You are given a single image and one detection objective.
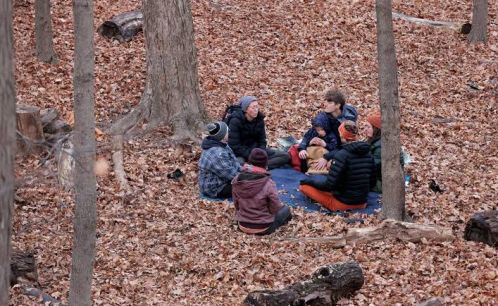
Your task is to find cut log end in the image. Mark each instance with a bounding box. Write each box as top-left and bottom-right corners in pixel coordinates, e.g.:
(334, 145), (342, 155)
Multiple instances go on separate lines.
(464, 210), (498, 247)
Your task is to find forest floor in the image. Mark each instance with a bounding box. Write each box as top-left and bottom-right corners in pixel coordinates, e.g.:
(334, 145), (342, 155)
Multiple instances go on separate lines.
(10, 0), (498, 305)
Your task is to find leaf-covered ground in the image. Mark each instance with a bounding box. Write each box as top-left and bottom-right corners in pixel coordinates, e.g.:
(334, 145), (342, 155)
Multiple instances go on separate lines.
(10, 0), (498, 305)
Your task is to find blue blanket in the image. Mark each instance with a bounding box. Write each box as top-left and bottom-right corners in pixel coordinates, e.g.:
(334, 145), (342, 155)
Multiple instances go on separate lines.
(200, 168), (382, 216)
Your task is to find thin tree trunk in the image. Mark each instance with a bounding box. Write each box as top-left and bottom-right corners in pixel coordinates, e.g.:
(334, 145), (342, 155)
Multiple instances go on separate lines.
(68, 0), (96, 305)
(468, 0), (488, 43)
(0, 0), (16, 303)
(143, 0), (207, 140)
(375, 0), (405, 221)
(35, 0), (57, 63)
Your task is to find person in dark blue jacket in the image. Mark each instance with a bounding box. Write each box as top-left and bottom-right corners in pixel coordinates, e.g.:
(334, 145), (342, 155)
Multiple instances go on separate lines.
(298, 112), (338, 160)
(314, 88), (359, 170)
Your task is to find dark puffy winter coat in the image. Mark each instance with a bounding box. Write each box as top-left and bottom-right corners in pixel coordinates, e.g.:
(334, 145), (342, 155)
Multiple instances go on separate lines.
(298, 112), (338, 152)
(227, 110), (267, 159)
(312, 141), (376, 205)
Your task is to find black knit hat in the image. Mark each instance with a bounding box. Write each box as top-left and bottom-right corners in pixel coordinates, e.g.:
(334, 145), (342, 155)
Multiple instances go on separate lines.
(248, 148), (268, 168)
(206, 121), (228, 141)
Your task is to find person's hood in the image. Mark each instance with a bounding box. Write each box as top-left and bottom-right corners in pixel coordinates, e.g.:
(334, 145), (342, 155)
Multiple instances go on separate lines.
(311, 112), (333, 134)
(338, 104), (358, 122)
(201, 137), (226, 150)
(232, 174), (270, 198)
(342, 141), (370, 155)
(231, 109), (265, 122)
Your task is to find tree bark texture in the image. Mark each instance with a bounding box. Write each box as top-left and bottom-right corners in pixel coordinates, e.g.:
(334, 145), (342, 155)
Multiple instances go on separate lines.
(375, 0), (406, 221)
(468, 0), (488, 43)
(464, 210), (498, 247)
(69, 0), (97, 305)
(97, 10), (143, 42)
(35, 0), (57, 63)
(16, 104), (46, 154)
(143, 0), (207, 140)
(0, 0), (15, 303)
(244, 262), (364, 306)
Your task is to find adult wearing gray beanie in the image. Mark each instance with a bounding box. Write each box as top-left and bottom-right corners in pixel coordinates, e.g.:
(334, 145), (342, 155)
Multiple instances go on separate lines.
(228, 95), (290, 169)
(206, 121), (228, 142)
(198, 121), (240, 198)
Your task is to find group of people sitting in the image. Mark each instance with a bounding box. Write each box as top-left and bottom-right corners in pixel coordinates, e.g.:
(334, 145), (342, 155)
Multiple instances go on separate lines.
(198, 88), (385, 235)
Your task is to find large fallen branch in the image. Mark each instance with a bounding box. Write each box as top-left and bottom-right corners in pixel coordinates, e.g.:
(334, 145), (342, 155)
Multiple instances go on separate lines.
(393, 12), (471, 34)
(282, 219), (455, 247)
(244, 261), (363, 306)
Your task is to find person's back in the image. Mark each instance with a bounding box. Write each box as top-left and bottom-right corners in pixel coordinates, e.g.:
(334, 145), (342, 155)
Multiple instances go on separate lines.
(198, 121), (240, 198)
(327, 141), (375, 204)
(232, 148), (292, 235)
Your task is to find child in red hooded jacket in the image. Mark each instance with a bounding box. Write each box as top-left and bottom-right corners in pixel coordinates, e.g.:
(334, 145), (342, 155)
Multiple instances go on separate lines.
(232, 148), (292, 235)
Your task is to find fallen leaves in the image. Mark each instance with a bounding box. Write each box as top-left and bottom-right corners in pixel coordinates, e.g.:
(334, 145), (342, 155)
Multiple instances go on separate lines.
(9, 0), (498, 305)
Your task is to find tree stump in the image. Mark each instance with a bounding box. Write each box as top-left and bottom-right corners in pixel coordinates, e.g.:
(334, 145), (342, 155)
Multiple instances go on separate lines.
(464, 210), (498, 247)
(97, 10), (143, 42)
(16, 104), (45, 154)
(57, 137), (75, 190)
(244, 261), (364, 306)
(10, 250), (38, 286)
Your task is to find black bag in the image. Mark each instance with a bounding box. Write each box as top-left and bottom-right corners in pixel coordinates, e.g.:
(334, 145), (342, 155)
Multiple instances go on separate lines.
(221, 104), (241, 126)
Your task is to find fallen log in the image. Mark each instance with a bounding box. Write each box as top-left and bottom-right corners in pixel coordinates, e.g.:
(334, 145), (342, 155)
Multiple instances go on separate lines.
(97, 10), (143, 42)
(16, 104), (46, 154)
(282, 219), (455, 247)
(464, 210), (498, 247)
(393, 12), (471, 34)
(244, 261), (363, 306)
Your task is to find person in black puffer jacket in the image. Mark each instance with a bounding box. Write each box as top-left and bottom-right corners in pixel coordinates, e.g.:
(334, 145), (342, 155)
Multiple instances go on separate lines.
(299, 120), (376, 211)
(228, 96), (290, 170)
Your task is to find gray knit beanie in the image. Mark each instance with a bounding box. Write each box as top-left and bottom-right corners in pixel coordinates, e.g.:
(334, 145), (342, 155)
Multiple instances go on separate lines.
(206, 121), (228, 141)
(239, 96), (258, 112)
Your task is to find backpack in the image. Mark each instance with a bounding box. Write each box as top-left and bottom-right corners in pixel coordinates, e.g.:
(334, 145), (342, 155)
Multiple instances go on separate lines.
(221, 104), (241, 125)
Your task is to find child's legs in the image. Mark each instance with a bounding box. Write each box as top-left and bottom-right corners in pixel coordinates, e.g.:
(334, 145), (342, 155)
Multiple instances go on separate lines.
(260, 206), (292, 235)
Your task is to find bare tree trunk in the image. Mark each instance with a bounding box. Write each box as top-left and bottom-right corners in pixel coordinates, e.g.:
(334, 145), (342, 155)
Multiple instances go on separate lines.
(68, 0), (96, 305)
(468, 0), (488, 43)
(0, 0), (16, 303)
(142, 0), (207, 140)
(375, 0), (405, 221)
(35, 0), (57, 63)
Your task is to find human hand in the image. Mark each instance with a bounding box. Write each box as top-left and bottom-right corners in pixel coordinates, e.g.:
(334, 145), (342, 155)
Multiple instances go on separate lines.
(299, 150), (308, 159)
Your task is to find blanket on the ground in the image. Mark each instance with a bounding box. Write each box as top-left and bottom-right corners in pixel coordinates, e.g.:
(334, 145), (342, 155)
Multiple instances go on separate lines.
(200, 168), (382, 216)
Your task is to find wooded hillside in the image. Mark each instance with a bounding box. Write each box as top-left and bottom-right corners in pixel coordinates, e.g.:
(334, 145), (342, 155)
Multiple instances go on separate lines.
(10, 0), (498, 304)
